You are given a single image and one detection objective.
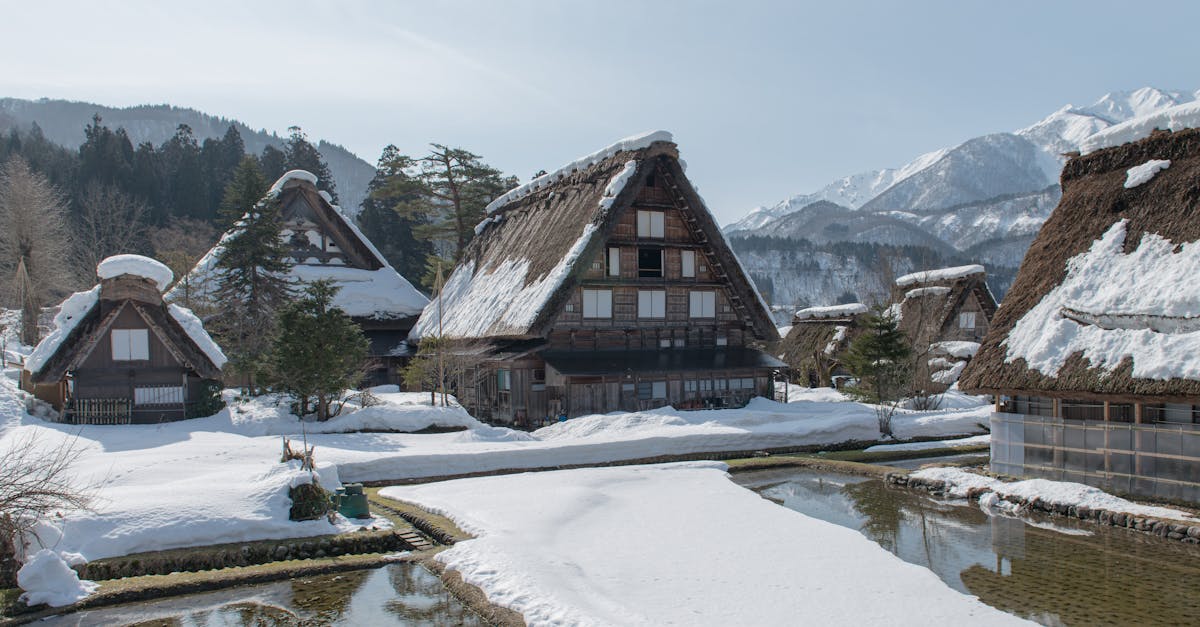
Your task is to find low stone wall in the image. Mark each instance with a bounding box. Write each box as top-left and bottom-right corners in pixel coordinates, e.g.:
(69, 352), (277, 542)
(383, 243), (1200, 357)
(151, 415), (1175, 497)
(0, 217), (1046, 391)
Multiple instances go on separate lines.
(887, 472), (1200, 545)
(79, 530), (421, 580)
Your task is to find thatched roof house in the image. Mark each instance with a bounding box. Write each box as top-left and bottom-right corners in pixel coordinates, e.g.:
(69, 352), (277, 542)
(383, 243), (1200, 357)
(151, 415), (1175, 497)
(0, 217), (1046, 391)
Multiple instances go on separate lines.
(413, 131), (782, 423)
(959, 127), (1200, 503)
(169, 170), (429, 384)
(891, 264), (997, 390)
(23, 255), (226, 424)
(777, 303), (867, 386)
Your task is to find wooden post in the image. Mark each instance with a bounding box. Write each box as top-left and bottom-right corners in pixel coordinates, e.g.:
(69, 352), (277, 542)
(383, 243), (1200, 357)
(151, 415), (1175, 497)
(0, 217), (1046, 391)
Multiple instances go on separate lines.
(1103, 401), (1112, 475)
(1134, 403), (1143, 424)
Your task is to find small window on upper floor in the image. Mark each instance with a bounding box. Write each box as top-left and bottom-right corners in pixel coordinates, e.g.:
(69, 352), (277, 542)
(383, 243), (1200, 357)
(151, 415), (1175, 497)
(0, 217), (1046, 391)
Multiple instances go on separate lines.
(637, 210), (665, 239)
(111, 329), (149, 361)
(959, 312), (977, 329)
(607, 247), (621, 277)
(646, 172), (656, 187)
(681, 250), (696, 278)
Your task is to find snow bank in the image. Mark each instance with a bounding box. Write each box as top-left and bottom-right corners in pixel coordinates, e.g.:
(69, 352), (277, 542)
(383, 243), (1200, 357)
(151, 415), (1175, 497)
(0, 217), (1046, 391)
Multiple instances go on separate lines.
(96, 254), (174, 291)
(864, 434), (990, 452)
(411, 224), (598, 339)
(1005, 220), (1200, 380)
(380, 463), (1026, 626)
(794, 303), (867, 320)
(485, 131), (672, 214)
(1124, 159), (1170, 189)
(268, 169), (319, 195)
(896, 264), (985, 287)
(912, 467), (1195, 523)
(24, 287), (100, 373)
(1079, 100), (1200, 154)
(167, 304), (227, 369)
(17, 549), (99, 607)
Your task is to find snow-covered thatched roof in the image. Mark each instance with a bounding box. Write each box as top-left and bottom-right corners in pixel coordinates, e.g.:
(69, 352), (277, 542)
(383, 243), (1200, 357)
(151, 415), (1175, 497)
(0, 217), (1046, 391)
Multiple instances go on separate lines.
(411, 132), (777, 342)
(167, 170), (428, 320)
(962, 127), (1200, 399)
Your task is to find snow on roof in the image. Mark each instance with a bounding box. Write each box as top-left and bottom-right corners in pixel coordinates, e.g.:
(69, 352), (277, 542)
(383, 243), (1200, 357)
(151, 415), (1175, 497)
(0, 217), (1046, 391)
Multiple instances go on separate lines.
(1124, 159), (1170, 189)
(1079, 100), (1200, 155)
(412, 224), (598, 339)
(1004, 220), (1200, 380)
(485, 130), (673, 215)
(794, 303), (867, 321)
(931, 341), (980, 359)
(167, 304), (227, 369)
(96, 254), (174, 292)
(25, 287), (100, 373)
(895, 264), (985, 287)
(904, 286), (952, 300)
(269, 169), (319, 195)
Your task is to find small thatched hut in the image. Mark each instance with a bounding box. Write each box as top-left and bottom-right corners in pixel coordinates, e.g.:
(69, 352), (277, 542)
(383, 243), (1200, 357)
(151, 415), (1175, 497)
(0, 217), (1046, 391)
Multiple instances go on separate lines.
(891, 264), (997, 391)
(959, 127), (1200, 503)
(778, 303), (867, 387)
(410, 131), (783, 424)
(22, 255), (226, 424)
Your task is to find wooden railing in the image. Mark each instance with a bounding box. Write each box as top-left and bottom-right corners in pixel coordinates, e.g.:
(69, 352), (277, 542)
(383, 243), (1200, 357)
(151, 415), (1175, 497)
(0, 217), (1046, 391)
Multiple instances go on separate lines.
(67, 398), (132, 425)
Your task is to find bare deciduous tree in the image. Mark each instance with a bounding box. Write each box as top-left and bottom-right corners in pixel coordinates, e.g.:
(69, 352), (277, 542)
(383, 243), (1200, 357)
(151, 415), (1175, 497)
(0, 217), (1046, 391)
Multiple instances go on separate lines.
(74, 181), (150, 280)
(150, 218), (218, 311)
(0, 157), (75, 346)
(0, 432), (93, 586)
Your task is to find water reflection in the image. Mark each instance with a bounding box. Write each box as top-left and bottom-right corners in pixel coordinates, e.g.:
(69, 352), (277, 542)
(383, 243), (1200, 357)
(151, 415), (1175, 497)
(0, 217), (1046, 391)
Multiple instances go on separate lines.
(736, 468), (1200, 626)
(40, 562), (487, 626)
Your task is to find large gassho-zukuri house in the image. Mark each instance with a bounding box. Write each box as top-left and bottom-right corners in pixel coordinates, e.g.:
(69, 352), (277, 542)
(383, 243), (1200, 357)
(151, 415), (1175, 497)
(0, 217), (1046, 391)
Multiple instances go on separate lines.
(169, 170), (429, 385)
(411, 132), (784, 423)
(778, 303), (868, 388)
(892, 264), (997, 390)
(960, 127), (1200, 503)
(22, 255), (227, 424)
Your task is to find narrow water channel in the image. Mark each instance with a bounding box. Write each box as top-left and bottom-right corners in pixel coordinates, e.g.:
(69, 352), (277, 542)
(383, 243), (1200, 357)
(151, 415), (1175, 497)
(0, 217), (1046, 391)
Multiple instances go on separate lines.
(38, 562), (487, 626)
(734, 467), (1200, 626)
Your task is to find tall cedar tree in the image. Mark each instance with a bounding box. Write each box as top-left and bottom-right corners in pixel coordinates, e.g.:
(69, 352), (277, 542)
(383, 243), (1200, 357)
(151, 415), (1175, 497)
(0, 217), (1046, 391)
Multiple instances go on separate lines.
(843, 306), (912, 402)
(219, 156), (269, 227)
(267, 280), (368, 420)
(282, 127), (337, 203)
(212, 195), (293, 391)
(359, 145), (433, 282)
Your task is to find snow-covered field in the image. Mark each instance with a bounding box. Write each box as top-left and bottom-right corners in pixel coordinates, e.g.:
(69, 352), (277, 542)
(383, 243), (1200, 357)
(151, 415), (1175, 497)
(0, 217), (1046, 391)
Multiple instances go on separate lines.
(0, 367), (989, 566)
(380, 462), (1028, 626)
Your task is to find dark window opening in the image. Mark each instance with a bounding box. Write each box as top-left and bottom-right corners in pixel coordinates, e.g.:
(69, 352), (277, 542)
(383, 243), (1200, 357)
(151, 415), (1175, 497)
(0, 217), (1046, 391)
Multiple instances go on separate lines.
(646, 172), (656, 187)
(638, 248), (663, 278)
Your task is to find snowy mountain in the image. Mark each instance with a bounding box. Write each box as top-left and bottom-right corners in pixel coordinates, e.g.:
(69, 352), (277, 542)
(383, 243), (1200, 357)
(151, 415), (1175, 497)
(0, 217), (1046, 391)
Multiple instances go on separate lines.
(0, 98), (376, 216)
(728, 87), (1200, 310)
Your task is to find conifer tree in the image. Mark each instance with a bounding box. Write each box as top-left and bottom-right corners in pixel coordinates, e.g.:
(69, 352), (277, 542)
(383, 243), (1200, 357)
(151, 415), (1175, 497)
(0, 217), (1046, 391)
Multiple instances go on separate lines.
(219, 156), (268, 227)
(267, 280), (368, 420)
(282, 126), (337, 203)
(358, 145), (433, 282)
(212, 194), (293, 392)
(259, 145), (287, 182)
(843, 305), (912, 436)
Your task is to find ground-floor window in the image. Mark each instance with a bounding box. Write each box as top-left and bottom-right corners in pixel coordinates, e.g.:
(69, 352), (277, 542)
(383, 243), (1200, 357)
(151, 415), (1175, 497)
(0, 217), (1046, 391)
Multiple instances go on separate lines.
(638, 381), (667, 400)
(134, 386), (184, 406)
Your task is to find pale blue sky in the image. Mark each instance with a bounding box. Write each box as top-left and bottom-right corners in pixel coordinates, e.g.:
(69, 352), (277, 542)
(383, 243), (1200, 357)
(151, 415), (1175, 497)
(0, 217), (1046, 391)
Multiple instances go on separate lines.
(2, 0), (1198, 223)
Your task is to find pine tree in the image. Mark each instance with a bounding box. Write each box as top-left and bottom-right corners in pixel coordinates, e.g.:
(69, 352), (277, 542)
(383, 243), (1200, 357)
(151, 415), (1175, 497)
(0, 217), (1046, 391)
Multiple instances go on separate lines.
(219, 156), (268, 227)
(282, 126), (337, 203)
(159, 124), (207, 220)
(358, 145), (433, 283)
(267, 280), (368, 420)
(843, 306), (912, 437)
(259, 145), (287, 182)
(415, 144), (515, 264)
(212, 195), (293, 391)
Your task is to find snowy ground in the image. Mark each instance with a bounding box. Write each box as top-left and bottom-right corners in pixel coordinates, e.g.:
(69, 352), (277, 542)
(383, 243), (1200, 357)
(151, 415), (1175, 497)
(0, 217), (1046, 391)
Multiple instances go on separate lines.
(380, 463), (1028, 626)
(912, 466), (1196, 523)
(864, 434), (990, 452)
(0, 367), (990, 567)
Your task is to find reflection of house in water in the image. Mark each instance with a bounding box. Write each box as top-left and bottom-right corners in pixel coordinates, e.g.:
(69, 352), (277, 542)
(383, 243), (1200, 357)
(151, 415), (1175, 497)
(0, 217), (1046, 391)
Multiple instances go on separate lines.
(961, 128), (1200, 504)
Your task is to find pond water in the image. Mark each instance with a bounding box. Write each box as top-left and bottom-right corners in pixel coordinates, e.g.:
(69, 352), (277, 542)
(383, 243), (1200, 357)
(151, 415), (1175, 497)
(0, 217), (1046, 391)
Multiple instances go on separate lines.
(40, 562), (487, 627)
(734, 467), (1200, 626)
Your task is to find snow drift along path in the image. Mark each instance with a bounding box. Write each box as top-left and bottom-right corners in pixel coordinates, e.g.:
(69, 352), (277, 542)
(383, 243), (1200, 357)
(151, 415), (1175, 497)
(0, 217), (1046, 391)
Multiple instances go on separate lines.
(380, 463), (1029, 626)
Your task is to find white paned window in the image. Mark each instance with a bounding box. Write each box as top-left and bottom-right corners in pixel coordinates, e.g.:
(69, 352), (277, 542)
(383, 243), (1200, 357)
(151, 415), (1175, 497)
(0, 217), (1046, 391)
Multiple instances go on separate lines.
(638, 290), (666, 318)
(959, 312), (977, 329)
(681, 250), (696, 278)
(689, 291), (716, 318)
(111, 329), (149, 361)
(607, 247), (621, 276)
(582, 289), (613, 318)
(134, 386), (184, 406)
(637, 210), (665, 238)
